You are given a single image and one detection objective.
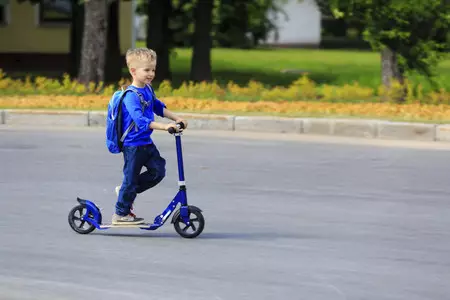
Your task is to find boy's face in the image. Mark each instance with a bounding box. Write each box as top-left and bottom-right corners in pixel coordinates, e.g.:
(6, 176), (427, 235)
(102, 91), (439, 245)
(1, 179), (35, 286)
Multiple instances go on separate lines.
(130, 60), (156, 86)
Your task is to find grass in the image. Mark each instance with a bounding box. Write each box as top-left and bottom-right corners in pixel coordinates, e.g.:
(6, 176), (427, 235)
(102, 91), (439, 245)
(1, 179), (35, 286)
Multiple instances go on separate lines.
(7, 43), (450, 94)
(157, 46), (450, 93)
(4, 46), (450, 122)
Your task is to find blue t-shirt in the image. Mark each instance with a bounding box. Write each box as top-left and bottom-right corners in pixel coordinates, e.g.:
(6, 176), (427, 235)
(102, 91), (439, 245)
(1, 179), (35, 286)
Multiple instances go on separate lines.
(121, 85), (166, 147)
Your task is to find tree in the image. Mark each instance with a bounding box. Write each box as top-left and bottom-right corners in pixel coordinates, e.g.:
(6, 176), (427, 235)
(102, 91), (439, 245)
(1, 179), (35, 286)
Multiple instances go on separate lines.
(134, 0), (286, 83)
(217, 0), (249, 48)
(105, 0), (123, 84)
(78, 0), (108, 85)
(317, 0), (450, 100)
(146, 0), (173, 81)
(246, 0), (289, 47)
(190, 0), (214, 82)
(68, 0), (85, 79)
(17, 0), (124, 85)
(135, 0), (286, 85)
(137, 0), (195, 82)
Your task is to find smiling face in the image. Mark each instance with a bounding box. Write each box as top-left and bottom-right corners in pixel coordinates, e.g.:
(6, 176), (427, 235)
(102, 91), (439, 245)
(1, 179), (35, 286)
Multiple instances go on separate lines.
(130, 61), (156, 87)
(125, 48), (157, 88)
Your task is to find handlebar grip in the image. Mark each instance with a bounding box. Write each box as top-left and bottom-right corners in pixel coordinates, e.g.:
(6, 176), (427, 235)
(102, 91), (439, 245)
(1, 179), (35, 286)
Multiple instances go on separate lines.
(168, 122), (184, 134)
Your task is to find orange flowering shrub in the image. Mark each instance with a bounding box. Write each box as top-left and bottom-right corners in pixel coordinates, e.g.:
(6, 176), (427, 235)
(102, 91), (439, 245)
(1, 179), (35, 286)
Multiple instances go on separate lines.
(1, 69), (450, 109)
(1, 95), (450, 122)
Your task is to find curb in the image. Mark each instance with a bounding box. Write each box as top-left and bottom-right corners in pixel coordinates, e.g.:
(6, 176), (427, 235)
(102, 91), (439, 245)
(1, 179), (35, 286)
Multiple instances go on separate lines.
(1, 109), (450, 142)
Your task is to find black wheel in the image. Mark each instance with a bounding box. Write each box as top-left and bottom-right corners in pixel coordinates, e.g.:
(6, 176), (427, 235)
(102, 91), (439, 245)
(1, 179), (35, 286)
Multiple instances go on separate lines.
(173, 209), (205, 238)
(68, 204), (96, 234)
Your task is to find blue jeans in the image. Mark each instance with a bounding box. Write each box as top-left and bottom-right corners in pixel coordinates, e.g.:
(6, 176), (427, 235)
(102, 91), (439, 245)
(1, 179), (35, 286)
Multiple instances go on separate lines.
(115, 143), (166, 216)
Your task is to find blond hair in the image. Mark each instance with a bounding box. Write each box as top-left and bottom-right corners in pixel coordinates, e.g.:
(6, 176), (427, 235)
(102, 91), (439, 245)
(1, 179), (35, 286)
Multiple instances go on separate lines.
(125, 48), (157, 69)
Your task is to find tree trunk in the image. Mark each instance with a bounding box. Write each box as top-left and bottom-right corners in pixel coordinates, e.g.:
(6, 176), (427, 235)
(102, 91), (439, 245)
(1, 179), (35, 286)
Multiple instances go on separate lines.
(381, 47), (406, 101)
(69, 0), (84, 78)
(218, 0), (248, 48)
(105, 0), (122, 84)
(217, 0), (232, 47)
(146, 0), (172, 82)
(78, 0), (108, 85)
(236, 0), (249, 48)
(190, 0), (213, 82)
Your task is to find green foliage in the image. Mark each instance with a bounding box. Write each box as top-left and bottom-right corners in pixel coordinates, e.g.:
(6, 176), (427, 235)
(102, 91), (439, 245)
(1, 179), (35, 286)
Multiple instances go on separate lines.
(136, 0), (286, 48)
(247, 0), (287, 47)
(216, 0), (287, 48)
(5, 46), (450, 104)
(317, 0), (450, 84)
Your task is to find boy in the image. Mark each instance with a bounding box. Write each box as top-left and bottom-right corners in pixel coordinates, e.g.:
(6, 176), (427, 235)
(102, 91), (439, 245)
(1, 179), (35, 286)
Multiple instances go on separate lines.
(112, 48), (187, 225)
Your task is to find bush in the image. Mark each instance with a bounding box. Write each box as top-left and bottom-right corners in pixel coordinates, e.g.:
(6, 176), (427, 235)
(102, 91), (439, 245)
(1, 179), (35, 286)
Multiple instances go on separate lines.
(2, 95), (450, 122)
(1, 69), (450, 104)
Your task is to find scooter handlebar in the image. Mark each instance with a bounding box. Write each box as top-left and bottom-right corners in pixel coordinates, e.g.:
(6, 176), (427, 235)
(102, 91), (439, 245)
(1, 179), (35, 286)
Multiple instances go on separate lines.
(168, 122), (185, 134)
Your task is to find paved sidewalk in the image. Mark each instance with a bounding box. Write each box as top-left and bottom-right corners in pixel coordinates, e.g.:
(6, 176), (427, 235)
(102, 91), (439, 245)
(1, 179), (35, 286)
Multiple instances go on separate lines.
(1, 109), (450, 143)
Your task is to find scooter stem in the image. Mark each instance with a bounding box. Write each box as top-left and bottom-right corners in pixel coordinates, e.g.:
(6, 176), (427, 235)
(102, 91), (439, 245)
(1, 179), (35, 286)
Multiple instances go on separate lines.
(175, 134), (185, 185)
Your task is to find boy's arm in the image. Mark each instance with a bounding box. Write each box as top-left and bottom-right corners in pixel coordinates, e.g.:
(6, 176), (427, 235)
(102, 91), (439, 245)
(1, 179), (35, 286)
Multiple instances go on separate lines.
(123, 93), (152, 132)
(150, 94), (187, 131)
(163, 108), (188, 129)
(150, 121), (173, 131)
(149, 109), (187, 131)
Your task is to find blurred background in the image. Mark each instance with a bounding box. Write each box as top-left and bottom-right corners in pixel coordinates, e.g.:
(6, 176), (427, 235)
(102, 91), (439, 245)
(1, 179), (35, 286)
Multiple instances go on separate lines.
(0, 0), (449, 104)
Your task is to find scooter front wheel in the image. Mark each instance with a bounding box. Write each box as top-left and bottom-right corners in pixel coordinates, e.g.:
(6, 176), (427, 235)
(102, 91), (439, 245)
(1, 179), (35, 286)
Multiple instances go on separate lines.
(173, 209), (205, 238)
(68, 204), (96, 234)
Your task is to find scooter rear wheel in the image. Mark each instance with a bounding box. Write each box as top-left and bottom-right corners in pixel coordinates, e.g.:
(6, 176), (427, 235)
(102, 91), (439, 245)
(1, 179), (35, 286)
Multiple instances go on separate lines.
(68, 204), (96, 234)
(174, 209), (205, 238)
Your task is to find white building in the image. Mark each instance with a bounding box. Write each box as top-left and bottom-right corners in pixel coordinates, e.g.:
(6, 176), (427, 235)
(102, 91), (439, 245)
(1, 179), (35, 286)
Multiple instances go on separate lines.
(135, 14), (146, 41)
(264, 0), (322, 47)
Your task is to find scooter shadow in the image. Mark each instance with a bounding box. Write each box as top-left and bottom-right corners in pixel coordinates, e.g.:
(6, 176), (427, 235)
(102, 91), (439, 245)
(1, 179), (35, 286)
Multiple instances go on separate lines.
(92, 231), (310, 241)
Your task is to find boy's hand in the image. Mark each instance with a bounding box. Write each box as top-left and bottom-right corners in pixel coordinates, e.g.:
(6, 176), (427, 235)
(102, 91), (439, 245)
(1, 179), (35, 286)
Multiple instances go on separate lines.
(165, 123), (181, 132)
(175, 119), (188, 129)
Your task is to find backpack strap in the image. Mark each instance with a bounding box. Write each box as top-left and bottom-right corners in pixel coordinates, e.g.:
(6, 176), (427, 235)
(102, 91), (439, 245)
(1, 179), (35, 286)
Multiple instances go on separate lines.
(127, 86), (149, 110)
(146, 84), (156, 99)
(119, 86), (151, 142)
(120, 120), (135, 142)
(116, 89), (134, 144)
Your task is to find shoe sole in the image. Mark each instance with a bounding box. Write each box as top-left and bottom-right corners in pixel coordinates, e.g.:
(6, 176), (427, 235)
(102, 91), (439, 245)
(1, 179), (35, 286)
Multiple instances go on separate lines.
(101, 223), (149, 228)
(112, 220), (145, 225)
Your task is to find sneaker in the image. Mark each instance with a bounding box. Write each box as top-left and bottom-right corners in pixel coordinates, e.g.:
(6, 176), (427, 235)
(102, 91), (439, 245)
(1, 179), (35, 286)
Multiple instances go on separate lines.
(115, 185), (121, 196)
(115, 185), (137, 218)
(112, 213), (145, 225)
(129, 208), (137, 218)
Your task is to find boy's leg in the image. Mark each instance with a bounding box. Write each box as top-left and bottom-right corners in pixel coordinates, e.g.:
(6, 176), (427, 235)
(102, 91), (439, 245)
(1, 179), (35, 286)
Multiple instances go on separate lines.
(115, 146), (145, 219)
(136, 143), (166, 194)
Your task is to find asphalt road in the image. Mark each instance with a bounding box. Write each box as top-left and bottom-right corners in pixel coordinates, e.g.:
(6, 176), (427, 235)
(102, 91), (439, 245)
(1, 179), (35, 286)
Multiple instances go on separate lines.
(1, 125), (450, 300)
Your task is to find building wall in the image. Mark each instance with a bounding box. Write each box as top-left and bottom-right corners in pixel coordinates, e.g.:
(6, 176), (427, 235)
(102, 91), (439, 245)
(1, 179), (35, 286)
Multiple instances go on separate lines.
(0, 0), (133, 54)
(264, 0), (321, 47)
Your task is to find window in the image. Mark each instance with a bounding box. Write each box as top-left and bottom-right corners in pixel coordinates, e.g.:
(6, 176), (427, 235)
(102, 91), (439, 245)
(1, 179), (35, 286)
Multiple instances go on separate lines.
(39, 0), (72, 24)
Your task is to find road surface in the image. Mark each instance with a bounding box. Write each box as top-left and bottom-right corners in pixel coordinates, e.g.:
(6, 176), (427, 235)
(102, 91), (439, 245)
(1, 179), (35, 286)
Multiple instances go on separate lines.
(1, 126), (449, 300)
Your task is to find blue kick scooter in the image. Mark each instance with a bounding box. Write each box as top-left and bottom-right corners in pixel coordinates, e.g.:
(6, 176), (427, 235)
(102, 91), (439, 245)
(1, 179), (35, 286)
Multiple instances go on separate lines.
(68, 123), (205, 238)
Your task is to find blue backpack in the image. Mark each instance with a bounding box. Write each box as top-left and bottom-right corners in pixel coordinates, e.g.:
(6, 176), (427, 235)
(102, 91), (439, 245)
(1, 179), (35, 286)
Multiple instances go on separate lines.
(106, 86), (148, 154)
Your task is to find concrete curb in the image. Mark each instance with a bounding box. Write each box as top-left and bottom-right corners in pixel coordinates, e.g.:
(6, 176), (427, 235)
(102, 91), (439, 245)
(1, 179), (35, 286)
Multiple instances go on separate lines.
(1, 109), (450, 143)
(3, 109), (88, 127)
